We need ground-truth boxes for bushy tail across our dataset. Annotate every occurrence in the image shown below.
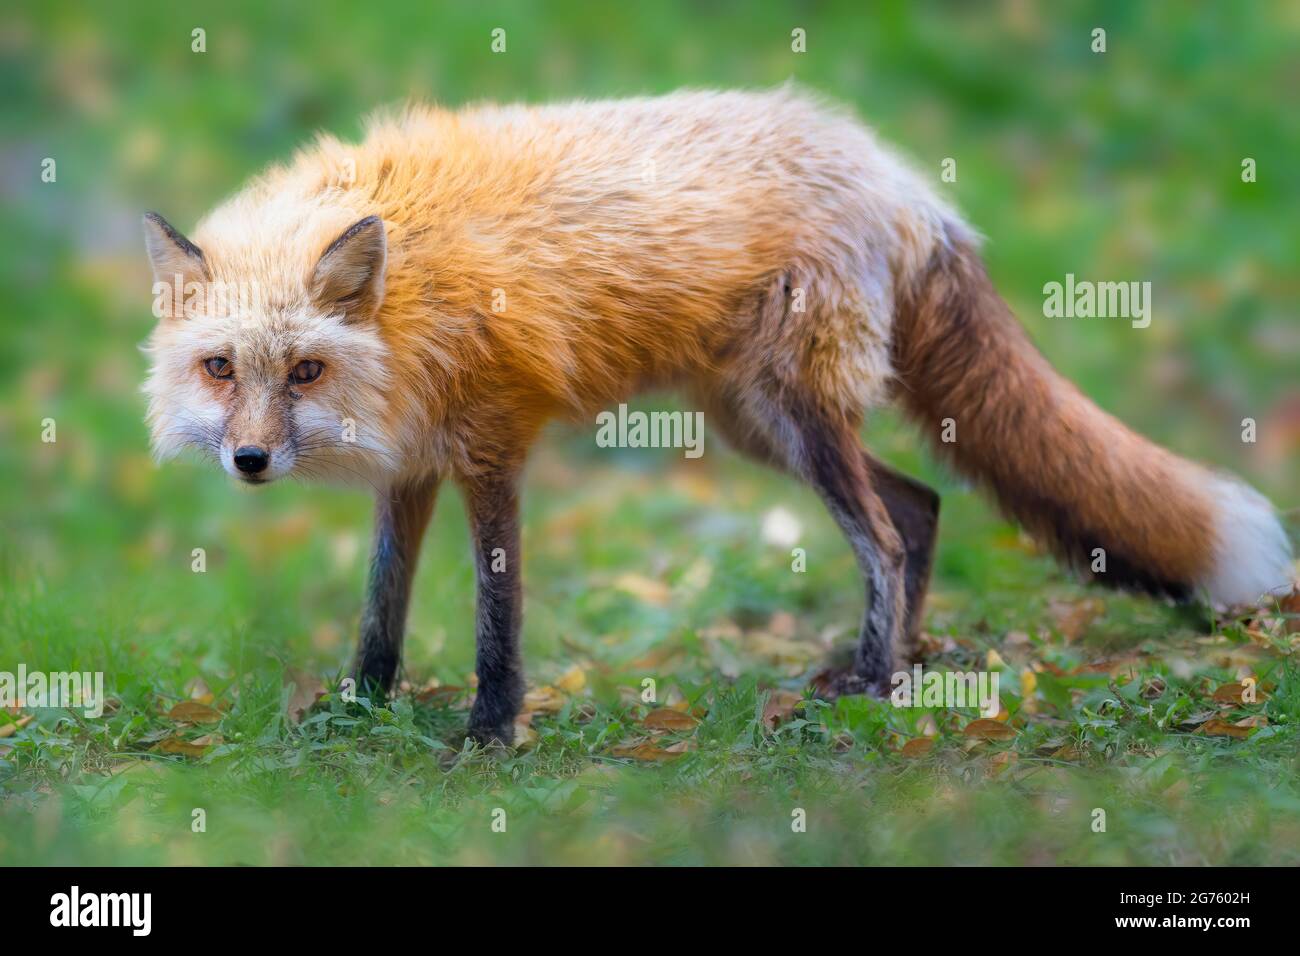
[893,226,1292,607]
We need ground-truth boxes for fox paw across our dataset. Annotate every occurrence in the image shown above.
[467,722,515,748]
[811,665,893,701]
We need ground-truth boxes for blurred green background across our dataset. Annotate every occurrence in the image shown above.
[1,0,1297,866]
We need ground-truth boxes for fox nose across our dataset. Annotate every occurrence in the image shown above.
[233,445,269,475]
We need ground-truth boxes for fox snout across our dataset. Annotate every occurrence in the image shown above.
[232,445,270,476]
[221,437,288,483]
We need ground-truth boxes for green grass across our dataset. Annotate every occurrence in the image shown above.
[2,0,1298,865]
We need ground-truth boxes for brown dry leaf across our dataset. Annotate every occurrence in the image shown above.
[641,707,699,732]
[157,736,211,758]
[986,750,1018,776]
[523,685,567,714]
[1049,597,1105,641]
[414,683,465,704]
[614,572,671,607]
[512,714,538,750]
[1234,714,1269,730]
[611,740,680,762]
[184,678,214,706]
[761,690,803,731]
[1050,743,1082,761]
[284,672,327,724]
[1176,710,1217,730]
[165,701,222,724]
[626,645,685,671]
[900,737,934,758]
[191,733,223,747]
[1201,718,1253,739]
[1140,676,1167,700]
[1019,671,1038,715]
[1211,683,1250,705]
[662,739,697,754]
[963,718,1016,741]
[556,665,587,693]
[1277,594,1300,635]
[0,715,34,739]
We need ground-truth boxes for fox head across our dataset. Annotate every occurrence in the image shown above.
[141,210,399,485]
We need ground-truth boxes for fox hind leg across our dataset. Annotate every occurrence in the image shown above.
[862,451,940,660]
[700,384,910,693]
[788,401,907,693]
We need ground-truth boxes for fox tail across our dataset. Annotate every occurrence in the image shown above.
[893,225,1293,608]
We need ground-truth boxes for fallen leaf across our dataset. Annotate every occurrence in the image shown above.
[761,690,803,731]
[0,715,34,739]
[614,572,671,606]
[1201,718,1253,739]
[184,678,214,705]
[555,665,586,694]
[157,736,211,758]
[900,737,933,758]
[165,701,222,724]
[284,672,326,724]
[1176,710,1217,730]
[512,715,538,749]
[1140,676,1166,700]
[1020,668,1038,712]
[611,740,680,761]
[986,750,1018,776]
[1280,590,1300,634]
[414,683,465,704]
[1049,597,1105,641]
[641,707,699,732]
[523,685,567,714]
[1211,683,1244,704]
[963,718,1016,741]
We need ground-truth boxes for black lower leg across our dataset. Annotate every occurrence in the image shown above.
[352,473,439,695]
[791,408,906,690]
[864,453,939,654]
[463,470,525,745]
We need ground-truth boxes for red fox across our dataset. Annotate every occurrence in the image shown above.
[142,88,1294,744]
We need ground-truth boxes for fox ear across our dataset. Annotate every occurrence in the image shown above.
[143,212,209,318]
[311,216,386,321]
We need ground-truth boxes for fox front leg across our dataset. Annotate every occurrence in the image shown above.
[461,468,526,746]
[351,473,439,696]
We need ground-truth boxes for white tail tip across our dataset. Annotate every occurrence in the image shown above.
[1199,474,1294,608]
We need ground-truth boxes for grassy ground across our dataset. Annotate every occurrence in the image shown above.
[2,1,1298,865]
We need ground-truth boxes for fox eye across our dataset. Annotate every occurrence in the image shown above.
[203,357,233,379]
[290,359,324,384]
